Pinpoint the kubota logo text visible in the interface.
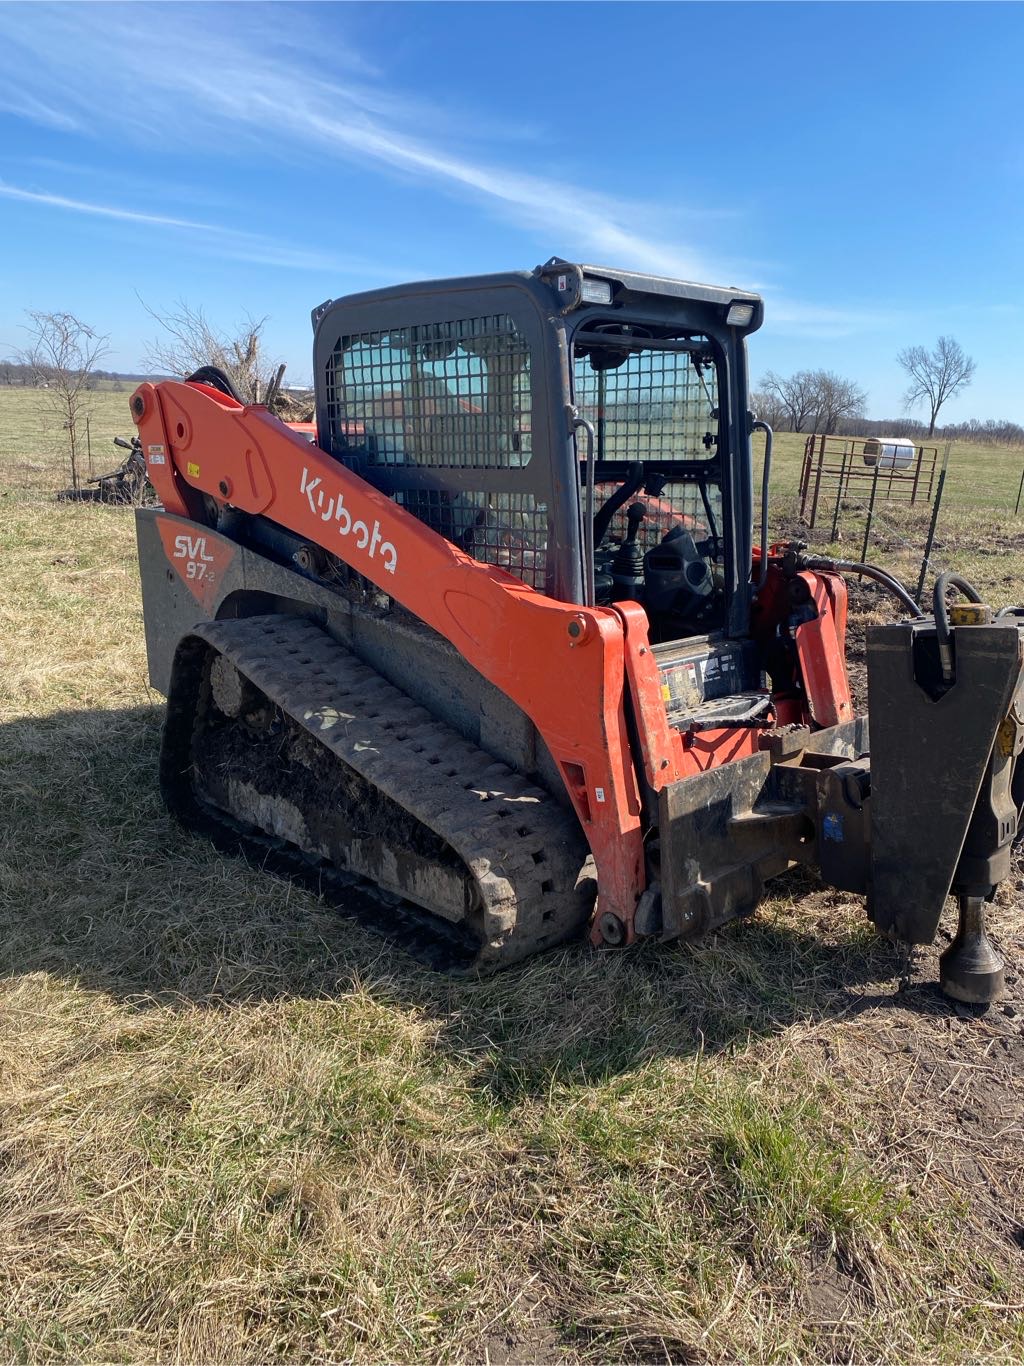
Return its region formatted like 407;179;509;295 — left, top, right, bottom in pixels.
300;467;398;575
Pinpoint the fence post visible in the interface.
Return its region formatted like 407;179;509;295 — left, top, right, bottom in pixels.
916;443;951;606
860;456;882;564
808;433;826;529
925;446;938;501
1015;466;1024;516
910;442;923;505
830;441;850;544
799;436;812;517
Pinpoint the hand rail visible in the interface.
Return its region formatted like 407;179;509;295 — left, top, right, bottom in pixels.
751;418;773;590
573;416;597;606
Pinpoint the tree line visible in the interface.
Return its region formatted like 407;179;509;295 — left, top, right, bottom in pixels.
0;359;145;387
809;414;1024;446
752;336;980;440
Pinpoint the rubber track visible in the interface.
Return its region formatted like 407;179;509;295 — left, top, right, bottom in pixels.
176;615;594;972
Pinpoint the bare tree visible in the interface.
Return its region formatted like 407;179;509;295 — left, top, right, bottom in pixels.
749;387;787;430
941;416;1024;445
18;311;109;490
141;299;280;404
760;369;820;432
758;368;867;434
897;336;976;438
811;371;868;435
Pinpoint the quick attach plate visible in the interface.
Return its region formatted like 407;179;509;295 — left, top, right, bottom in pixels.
867;619;1024;944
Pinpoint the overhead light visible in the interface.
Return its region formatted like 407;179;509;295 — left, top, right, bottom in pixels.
726;302;755;327
580;277;613;305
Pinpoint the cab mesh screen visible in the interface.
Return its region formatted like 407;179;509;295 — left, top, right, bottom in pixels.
572;343;717;463
396;488;548;589
325;315;547;588
574;340;722;554
325;316;532;470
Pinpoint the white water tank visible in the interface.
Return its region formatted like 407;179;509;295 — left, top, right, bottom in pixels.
863;436;915;469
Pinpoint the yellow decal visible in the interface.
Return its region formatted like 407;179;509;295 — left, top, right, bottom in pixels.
186;462;200;479
949;603;989;626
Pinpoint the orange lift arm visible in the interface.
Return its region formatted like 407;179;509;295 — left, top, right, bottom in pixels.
132;379;852;936
132;379;649;925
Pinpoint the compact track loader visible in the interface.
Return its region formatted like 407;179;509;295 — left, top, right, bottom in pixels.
131;260;1022;1003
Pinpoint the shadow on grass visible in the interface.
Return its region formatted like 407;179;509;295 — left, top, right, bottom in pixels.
0;704;911;1099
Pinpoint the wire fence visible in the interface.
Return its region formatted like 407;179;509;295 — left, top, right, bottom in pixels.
797;435;953;605
799;434;940;530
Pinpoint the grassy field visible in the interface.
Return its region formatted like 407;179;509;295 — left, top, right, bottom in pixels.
2;388;1023;1363
0;387;138;502
762;428;1024;514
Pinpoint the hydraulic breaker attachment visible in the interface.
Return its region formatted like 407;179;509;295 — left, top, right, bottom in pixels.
941;896;1006;1005
867;613;1024;1003
654;604;1021;1006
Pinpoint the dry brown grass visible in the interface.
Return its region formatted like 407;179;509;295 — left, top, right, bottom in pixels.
1;398;1023;1363
0;387;134;503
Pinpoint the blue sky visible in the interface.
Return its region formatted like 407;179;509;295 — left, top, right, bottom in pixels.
1;1;1021;420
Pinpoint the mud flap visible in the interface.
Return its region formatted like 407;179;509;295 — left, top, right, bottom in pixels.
867;621;1024;943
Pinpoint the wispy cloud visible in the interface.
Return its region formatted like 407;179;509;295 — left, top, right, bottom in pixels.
765;296;906;340
0;182;223;233
0;2;722;282
0;88;80;133
0;3;898;336
0;179;394;275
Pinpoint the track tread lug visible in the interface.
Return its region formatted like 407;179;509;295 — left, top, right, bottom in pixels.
177;616;593;972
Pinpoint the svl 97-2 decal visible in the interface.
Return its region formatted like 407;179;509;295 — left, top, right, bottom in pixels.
156;517;236;608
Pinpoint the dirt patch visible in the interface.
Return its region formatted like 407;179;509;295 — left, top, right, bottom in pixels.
799;1247;872;1341
778;859;1024;1293
482;1306;568;1366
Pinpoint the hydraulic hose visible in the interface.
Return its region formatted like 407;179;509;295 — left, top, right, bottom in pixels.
186;365;244;404
933;571;983;682
802;556;925;619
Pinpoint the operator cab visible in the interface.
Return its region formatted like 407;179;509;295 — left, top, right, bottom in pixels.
312;259;763;664
548;260;762;656
573;322;725;643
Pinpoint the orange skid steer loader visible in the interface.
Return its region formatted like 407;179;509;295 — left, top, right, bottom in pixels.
129;260;1023;1003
